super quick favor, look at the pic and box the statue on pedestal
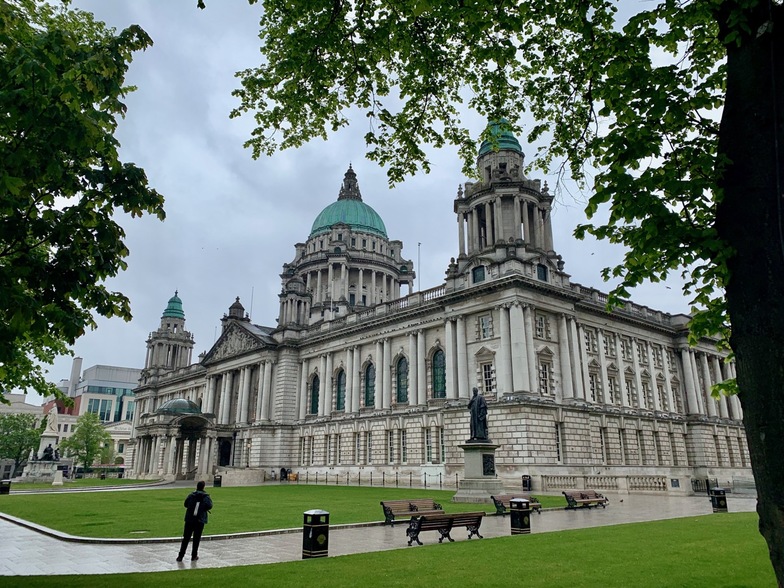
[41,444,54,461]
[468,387,489,441]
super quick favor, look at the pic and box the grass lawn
[7,513,776,587]
[8,478,154,491]
[0,485,564,538]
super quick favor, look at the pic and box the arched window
[310,375,320,415]
[396,357,409,403]
[336,370,346,411]
[364,364,376,407]
[432,350,446,398]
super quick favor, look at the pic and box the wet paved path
[0,493,757,576]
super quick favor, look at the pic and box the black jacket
[183,490,213,525]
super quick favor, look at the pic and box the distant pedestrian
[177,480,213,562]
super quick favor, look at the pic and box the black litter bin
[522,475,532,492]
[509,498,532,535]
[0,480,11,495]
[709,487,728,513]
[280,468,288,481]
[100,473,106,480]
[213,474,222,488]
[302,509,330,558]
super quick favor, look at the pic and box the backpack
[187,493,205,521]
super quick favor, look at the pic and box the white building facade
[128,130,750,493]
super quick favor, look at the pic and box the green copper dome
[162,291,185,319]
[156,398,201,415]
[310,166,388,238]
[478,120,523,156]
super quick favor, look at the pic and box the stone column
[352,347,361,413]
[510,302,528,392]
[408,333,418,404]
[522,201,531,244]
[417,330,427,406]
[456,316,469,399]
[318,355,327,416]
[358,269,364,305]
[445,318,458,399]
[374,341,383,409]
[471,209,480,251]
[240,366,251,424]
[513,197,522,240]
[631,338,644,408]
[316,270,323,303]
[662,346,675,411]
[680,348,700,415]
[558,314,574,400]
[371,271,377,305]
[262,360,274,420]
[298,359,309,420]
[597,329,609,403]
[646,343,660,411]
[498,305,513,394]
[325,352,334,414]
[328,262,334,302]
[254,362,264,422]
[700,353,717,417]
[713,356,729,418]
[523,305,538,393]
[382,339,392,408]
[569,317,585,400]
[458,213,466,256]
[346,347,354,412]
[689,351,705,414]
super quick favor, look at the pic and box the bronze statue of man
[468,387,489,441]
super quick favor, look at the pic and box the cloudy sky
[37,0,689,401]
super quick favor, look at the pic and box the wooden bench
[562,489,609,509]
[406,512,486,546]
[490,494,543,516]
[380,498,445,525]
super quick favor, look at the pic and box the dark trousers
[179,520,205,558]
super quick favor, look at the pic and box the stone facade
[128,129,750,493]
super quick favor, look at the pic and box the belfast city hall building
[127,128,751,494]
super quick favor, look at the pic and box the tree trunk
[716,3,784,586]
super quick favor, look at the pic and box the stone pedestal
[452,441,503,503]
[52,470,64,486]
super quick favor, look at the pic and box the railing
[691,477,735,494]
[585,476,620,491]
[286,470,461,489]
[627,475,668,491]
[542,475,578,491]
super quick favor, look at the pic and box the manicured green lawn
[7,513,776,587]
[0,485,564,538]
[9,478,153,491]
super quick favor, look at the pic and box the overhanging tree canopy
[0,0,164,400]
[211,0,784,582]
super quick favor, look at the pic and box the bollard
[709,488,728,513]
[0,480,11,495]
[509,498,532,535]
[302,509,330,558]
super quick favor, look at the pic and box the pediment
[203,323,265,364]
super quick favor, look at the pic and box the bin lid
[304,509,329,515]
[510,497,530,504]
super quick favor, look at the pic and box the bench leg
[406,532,422,546]
[437,529,454,543]
[467,525,483,540]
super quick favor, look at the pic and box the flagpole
[418,242,421,292]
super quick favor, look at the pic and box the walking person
[177,480,213,562]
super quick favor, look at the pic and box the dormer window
[472,266,485,283]
[337,233,343,241]
[537,264,548,281]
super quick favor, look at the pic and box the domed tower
[142,291,195,378]
[279,165,415,328]
[448,122,565,290]
[220,296,251,333]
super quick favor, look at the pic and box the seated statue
[41,444,54,461]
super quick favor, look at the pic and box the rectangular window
[584,329,597,353]
[653,346,663,368]
[588,373,600,403]
[538,361,553,395]
[738,436,747,467]
[714,435,723,465]
[603,332,616,357]
[401,430,408,464]
[652,432,663,465]
[439,428,444,463]
[99,399,112,422]
[425,428,433,463]
[387,430,395,464]
[625,379,635,406]
[478,314,493,339]
[337,434,342,465]
[621,337,633,361]
[619,430,627,465]
[636,341,648,365]
[354,433,360,464]
[599,428,607,464]
[472,266,485,283]
[351,237,356,247]
[669,432,679,466]
[481,362,496,394]
[607,376,618,404]
[326,434,333,465]
[535,314,551,340]
[657,384,667,411]
[636,430,645,464]
[366,431,373,465]
[118,443,125,454]
[555,423,562,463]
[642,381,653,410]
[300,437,306,466]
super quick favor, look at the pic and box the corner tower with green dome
[448,121,565,291]
[279,165,414,329]
[142,290,195,379]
